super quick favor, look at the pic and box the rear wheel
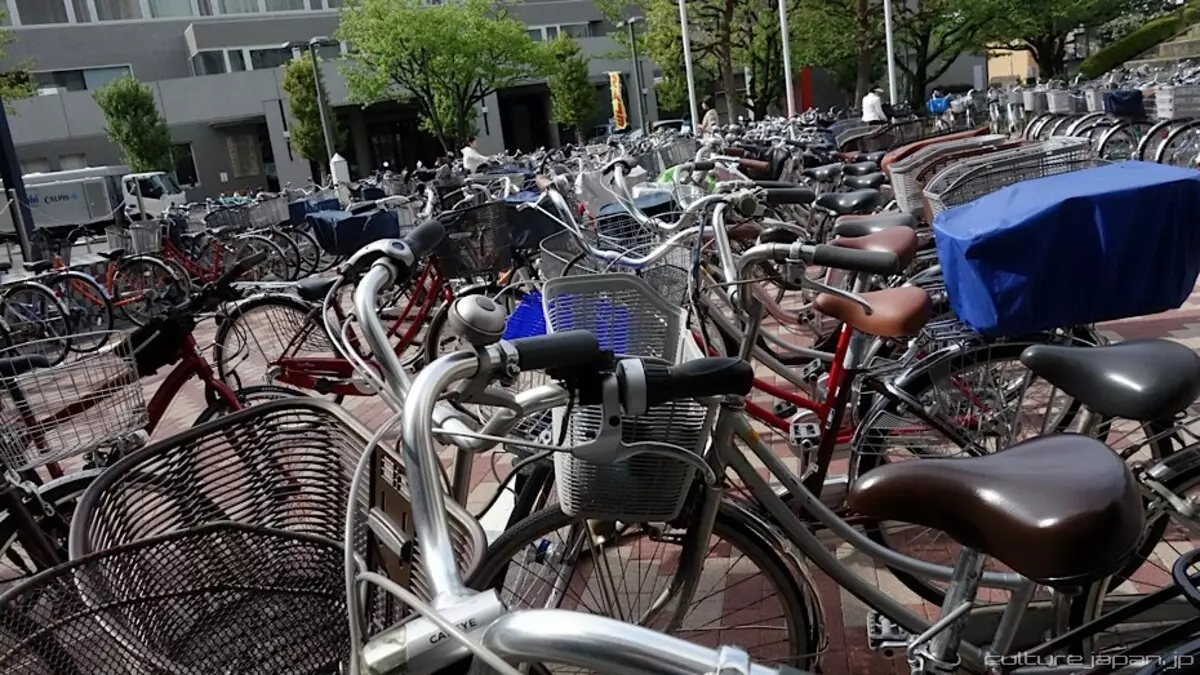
[236,235,290,282]
[267,230,303,281]
[212,294,328,391]
[288,228,322,278]
[112,256,185,326]
[44,271,113,352]
[0,281,71,365]
[194,384,308,424]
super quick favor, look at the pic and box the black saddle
[802,164,843,183]
[98,249,126,261]
[815,189,881,216]
[855,151,887,164]
[1021,339,1200,422]
[842,161,880,177]
[0,354,50,378]
[0,262,10,273]
[209,225,238,237]
[831,213,915,238]
[843,172,887,190]
[297,277,338,303]
[23,260,52,274]
[759,227,801,245]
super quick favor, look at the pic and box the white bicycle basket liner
[542,274,704,521]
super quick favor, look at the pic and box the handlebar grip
[509,331,607,373]
[403,218,446,260]
[217,251,267,286]
[640,357,754,408]
[811,244,900,276]
[737,158,771,174]
[753,180,797,189]
[724,147,747,158]
[691,160,716,171]
[762,187,816,206]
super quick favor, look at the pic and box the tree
[0,9,34,110]
[992,0,1137,79]
[893,0,1003,105]
[791,0,885,100]
[281,56,347,177]
[543,36,597,144]
[338,0,545,152]
[93,75,172,172]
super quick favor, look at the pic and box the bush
[1079,8,1198,79]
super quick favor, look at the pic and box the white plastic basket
[129,222,161,254]
[106,226,131,251]
[1046,90,1072,114]
[1085,89,1104,113]
[1008,90,1024,105]
[1023,90,1048,113]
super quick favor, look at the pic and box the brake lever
[795,272,874,315]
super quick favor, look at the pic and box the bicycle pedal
[801,359,824,382]
[773,400,798,419]
[866,610,911,655]
[788,414,821,449]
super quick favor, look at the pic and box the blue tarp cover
[306,209,402,256]
[933,161,1200,336]
[288,198,341,226]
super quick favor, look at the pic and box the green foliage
[92,75,172,173]
[543,36,596,143]
[893,0,1005,104]
[655,75,691,116]
[991,0,1139,78]
[1079,6,1198,78]
[338,0,545,151]
[281,56,347,165]
[0,10,33,111]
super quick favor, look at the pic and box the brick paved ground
[16,275,1200,673]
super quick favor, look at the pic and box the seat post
[911,547,984,674]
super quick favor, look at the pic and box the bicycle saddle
[813,286,930,338]
[759,227,800,245]
[855,151,887,164]
[848,434,1144,587]
[814,189,881,216]
[832,213,915,238]
[0,261,10,273]
[842,161,880,176]
[842,172,887,191]
[23,260,52,274]
[1021,339,1200,422]
[802,163,843,183]
[830,226,918,269]
[98,249,125,261]
[208,225,238,237]
[297,277,338,303]
[0,354,50,378]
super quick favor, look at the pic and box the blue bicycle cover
[934,161,1200,337]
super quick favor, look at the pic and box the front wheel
[112,256,185,326]
[0,281,71,365]
[194,384,308,424]
[45,271,113,352]
[469,500,818,670]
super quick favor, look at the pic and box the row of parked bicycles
[1,114,1199,675]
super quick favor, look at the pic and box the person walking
[459,137,492,173]
[700,96,720,133]
[861,86,888,125]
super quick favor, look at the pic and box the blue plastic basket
[502,290,637,354]
[503,292,548,339]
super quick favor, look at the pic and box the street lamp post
[778,0,795,117]
[677,0,700,133]
[618,17,647,131]
[882,0,898,105]
[283,37,341,167]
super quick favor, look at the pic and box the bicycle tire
[212,294,324,391]
[288,228,322,278]
[163,256,195,295]
[0,280,71,366]
[112,255,185,326]
[468,500,818,671]
[0,469,102,585]
[238,234,289,282]
[1155,119,1200,166]
[44,271,113,353]
[854,338,1172,608]
[267,229,303,281]
[193,384,309,424]
[422,283,524,367]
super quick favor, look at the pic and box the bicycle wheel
[44,272,113,353]
[111,256,185,326]
[212,294,330,391]
[288,228,322,278]
[469,501,818,671]
[0,469,100,591]
[1155,119,1200,167]
[0,281,71,366]
[193,384,309,424]
[163,256,195,295]
[854,338,1172,608]
[235,235,289,282]
[267,230,303,281]
[1096,122,1139,161]
[422,284,525,366]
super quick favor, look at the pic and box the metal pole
[0,103,37,260]
[626,21,646,131]
[678,0,701,133]
[882,0,899,104]
[309,44,336,168]
[778,0,796,117]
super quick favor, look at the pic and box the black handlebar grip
[641,357,755,408]
[691,160,716,171]
[509,330,606,373]
[763,187,816,206]
[810,244,901,276]
[403,217,447,260]
[753,180,797,189]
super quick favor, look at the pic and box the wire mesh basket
[636,139,700,175]
[923,137,1095,216]
[0,523,346,674]
[69,398,487,626]
[1023,90,1048,113]
[248,196,289,228]
[888,134,1007,214]
[0,334,146,472]
[128,221,161,254]
[539,229,691,305]
[204,206,251,231]
[435,202,513,279]
[542,274,702,521]
[105,226,131,252]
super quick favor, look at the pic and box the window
[249,47,292,70]
[172,143,199,187]
[191,51,226,76]
[20,158,50,174]
[94,0,142,20]
[316,43,340,61]
[71,0,91,21]
[525,29,540,41]
[229,50,247,71]
[218,0,260,13]
[226,134,261,178]
[544,26,558,39]
[325,0,341,6]
[560,24,588,39]
[35,66,131,93]
[82,66,131,89]
[264,0,304,9]
[13,0,69,24]
[60,154,88,170]
[149,0,194,17]
[526,25,590,41]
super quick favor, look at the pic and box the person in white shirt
[861,86,888,125]
[460,137,492,173]
[700,96,720,133]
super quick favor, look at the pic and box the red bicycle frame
[271,264,453,397]
[161,235,227,284]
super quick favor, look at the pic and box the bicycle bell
[447,295,507,347]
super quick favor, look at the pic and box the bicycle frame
[161,235,225,283]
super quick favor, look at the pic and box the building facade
[0,0,660,198]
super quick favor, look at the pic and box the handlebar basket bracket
[542,274,704,522]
